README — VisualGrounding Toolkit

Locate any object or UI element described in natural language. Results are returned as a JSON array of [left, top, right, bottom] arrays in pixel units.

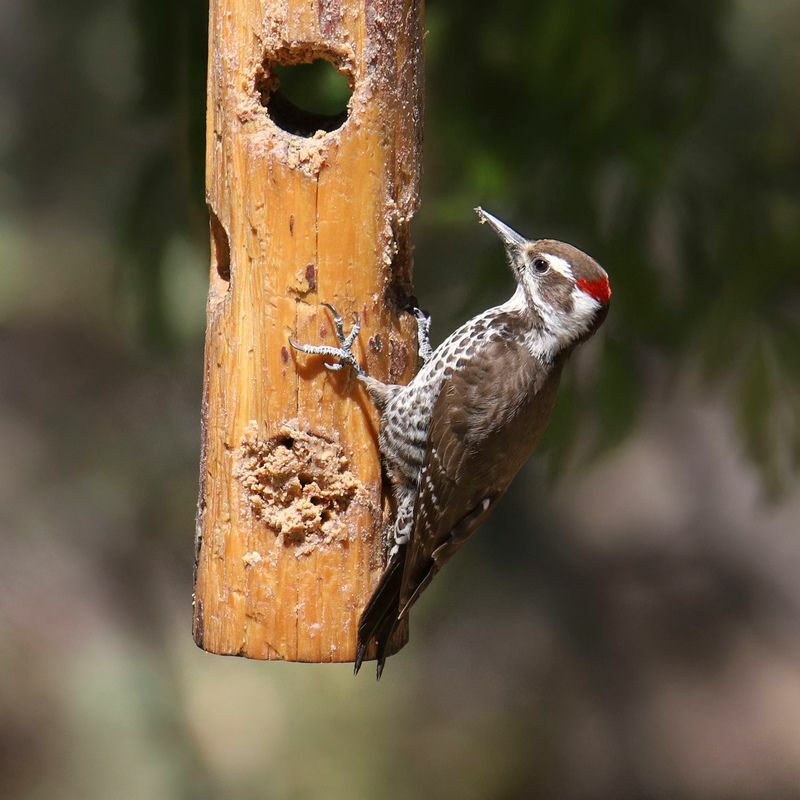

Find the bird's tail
[[354, 549, 404, 679]]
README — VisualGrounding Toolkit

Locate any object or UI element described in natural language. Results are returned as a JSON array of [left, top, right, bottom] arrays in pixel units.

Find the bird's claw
[[322, 303, 361, 349], [345, 314, 361, 348], [321, 302, 346, 342], [407, 305, 433, 364], [410, 306, 430, 323], [287, 337, 310, 354], [289, 304, 365, 376]]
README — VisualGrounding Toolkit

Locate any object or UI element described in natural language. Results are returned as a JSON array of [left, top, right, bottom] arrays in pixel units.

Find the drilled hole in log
[[209, 208, 231, 282], [257, 53, 352, 138]]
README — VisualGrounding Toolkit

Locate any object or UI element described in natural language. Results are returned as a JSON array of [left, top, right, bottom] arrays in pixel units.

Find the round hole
[[258, 58, 352, 138]]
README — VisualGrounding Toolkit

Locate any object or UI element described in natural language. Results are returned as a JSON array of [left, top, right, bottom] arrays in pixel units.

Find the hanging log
[[193, 0, 424, 663]]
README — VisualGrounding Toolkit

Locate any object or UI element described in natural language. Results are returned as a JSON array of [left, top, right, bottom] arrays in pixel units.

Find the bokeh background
[[2, 1, 800, 798]]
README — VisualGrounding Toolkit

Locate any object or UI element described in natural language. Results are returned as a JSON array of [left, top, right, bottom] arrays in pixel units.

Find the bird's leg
[[410, 306, 433, 364], [289, 303, 365, 377], [291, 302, 396, 411]]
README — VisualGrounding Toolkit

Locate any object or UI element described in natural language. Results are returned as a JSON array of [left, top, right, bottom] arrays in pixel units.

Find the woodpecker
[[290, 208, 611, 677]]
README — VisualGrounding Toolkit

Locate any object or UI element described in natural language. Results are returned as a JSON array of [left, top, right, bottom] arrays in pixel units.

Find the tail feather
[[374, 614, 399, 680], [354, 549, 405, 678]]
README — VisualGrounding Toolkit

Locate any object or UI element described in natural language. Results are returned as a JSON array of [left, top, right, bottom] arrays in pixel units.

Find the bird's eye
[[533, 257, 549, 274]]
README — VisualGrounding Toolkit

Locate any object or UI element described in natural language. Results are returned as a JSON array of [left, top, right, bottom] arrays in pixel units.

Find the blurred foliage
[[419, 0, 800, 490], [120, 0, 208, 347], [272, 60, 353, 116]]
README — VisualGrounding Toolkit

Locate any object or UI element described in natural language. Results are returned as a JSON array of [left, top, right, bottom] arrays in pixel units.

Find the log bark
[[193, 0, 424, 662]]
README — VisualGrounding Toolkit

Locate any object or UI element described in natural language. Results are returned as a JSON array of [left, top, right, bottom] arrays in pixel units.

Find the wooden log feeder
[[193, 0, 425, 663]]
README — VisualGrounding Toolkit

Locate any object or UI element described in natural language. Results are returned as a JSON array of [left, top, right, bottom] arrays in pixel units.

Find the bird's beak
[[474, 207, 526, 249]]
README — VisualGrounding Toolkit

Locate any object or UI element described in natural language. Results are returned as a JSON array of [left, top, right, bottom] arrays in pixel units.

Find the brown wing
[[398, 334, 562, 615], [356, 330, 562, 677]]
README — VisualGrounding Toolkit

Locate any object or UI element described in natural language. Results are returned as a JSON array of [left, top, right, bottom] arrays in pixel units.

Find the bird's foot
[[407, 305, 433, 364], [388, 528, 410, 559], [289, 303, 365, 376]]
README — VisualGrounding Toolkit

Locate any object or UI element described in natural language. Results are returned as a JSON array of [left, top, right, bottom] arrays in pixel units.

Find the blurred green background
[[2, 1, 800, 798]]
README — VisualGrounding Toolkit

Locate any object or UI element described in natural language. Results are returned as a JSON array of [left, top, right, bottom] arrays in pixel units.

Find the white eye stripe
[[540, 253, 574, 280]]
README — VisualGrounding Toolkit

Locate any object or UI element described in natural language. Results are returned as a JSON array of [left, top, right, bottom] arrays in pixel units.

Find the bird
[[290, 208, 611, 677]]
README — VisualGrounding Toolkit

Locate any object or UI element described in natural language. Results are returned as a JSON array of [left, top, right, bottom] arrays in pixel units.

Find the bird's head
[[476, 207, 610, 353]]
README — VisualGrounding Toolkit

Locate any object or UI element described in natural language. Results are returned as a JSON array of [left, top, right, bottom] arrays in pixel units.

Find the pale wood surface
[[193, 0, 424, 662]]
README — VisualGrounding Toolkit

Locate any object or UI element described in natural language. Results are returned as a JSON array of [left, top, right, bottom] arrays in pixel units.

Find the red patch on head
[[577, 277, 611, 305]]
